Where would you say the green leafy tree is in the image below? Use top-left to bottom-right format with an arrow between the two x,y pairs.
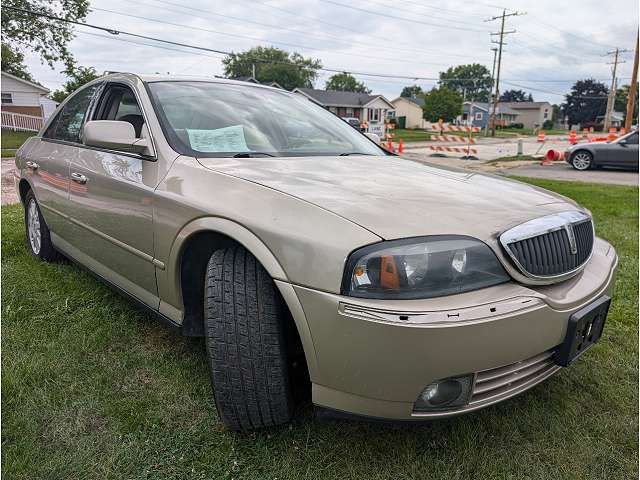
500,89 -> 534,102
561,79 -> 608,125
1,43 -> 34,81
439,64 -> 492,102
2,0 -> 90,71
422,86 -> 463,122
614,84 -> 639,123
52,66 -> 100,103
222,47 -> 321,91
325,72 -> 370,93
400,85 -> 423,98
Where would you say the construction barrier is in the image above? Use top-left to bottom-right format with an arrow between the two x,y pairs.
541,149 -> 565,166
432,135 -> 477,144
429,145 -> 478,155
398,138 -> 404,154
537,131 -> 546,142
569,130 -> 577,145
427,124 -> 481,133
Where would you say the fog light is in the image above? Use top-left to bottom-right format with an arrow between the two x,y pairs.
414,375 -> 473,412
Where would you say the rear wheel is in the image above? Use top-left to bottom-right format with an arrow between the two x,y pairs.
571,151 -> 593,170
24,190 -> 61,262
204,245 -> 293,430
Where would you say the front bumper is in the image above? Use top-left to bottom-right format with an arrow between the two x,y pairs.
293,237 -> 617,421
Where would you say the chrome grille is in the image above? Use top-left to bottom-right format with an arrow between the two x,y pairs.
500,211 -> 594,281
470,350 -> 559,406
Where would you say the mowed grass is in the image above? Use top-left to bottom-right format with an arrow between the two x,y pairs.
1,130 -> 34,157
2,178 -> 638,479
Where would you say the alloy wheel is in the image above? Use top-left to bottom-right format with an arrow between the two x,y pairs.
27,199 -> 42,254
572,152 -> 592,170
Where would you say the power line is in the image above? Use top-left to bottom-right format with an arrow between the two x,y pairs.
317,0 -> 489,33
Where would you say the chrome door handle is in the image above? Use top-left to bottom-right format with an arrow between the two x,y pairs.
25,161 -> 39,170
71,172 -> 88,184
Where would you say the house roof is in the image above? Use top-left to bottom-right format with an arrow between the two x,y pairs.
392,96 -> 425,107
229,76 -> 283,89
464,101 -> 519,116
294,88 -> 395,109
1,71 -> 50,93
501,101 -> 552,110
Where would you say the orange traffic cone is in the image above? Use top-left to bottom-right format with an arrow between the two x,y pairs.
398,138 -> 404,154
569,130 -> 577,145
537,131 -> 546,142
620,127 -> 626,135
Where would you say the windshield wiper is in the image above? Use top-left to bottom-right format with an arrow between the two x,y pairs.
338,152 -> 374,156
233,152 -> 276,158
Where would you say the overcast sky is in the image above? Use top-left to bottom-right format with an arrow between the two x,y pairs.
22,0 -> 639,104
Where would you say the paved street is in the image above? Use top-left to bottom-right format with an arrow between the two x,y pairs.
1,157 -> 19,205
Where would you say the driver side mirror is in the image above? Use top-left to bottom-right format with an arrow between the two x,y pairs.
83,120 -> 153,156
618,139 -> 628,146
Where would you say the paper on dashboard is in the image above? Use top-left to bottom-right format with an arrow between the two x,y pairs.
186,125 -> 249,152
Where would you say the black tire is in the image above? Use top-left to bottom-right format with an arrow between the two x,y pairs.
570,150 -> 593,171
204,245 -> 293,430
24,190 -> 61,262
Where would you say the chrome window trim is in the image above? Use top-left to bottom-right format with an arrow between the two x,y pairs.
499,210 -> 595,283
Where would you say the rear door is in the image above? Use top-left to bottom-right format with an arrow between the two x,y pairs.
620,132 -> 639,167
65,81 -> 160,308
27,83 -> 102,238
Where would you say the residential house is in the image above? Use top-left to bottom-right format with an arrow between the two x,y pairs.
460,102 -> 519,128
1,71 -> 53,118
500,101 -> 553,129
595,111 -> 624,128
293,88 -> 395,137
391,96 -> 427,129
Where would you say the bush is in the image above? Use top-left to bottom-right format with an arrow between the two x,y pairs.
507,123 -> 524,129
542,120 -> 554,130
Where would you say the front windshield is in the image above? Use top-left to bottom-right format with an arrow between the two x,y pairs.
147,81 -> 386,158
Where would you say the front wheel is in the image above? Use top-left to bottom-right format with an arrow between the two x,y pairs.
571,151 -> 593,171
204,246 -> 293,430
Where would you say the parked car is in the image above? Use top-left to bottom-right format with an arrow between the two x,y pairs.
342,116 -> 361,129
566,130 -> 639,170
16,74 -> 618,431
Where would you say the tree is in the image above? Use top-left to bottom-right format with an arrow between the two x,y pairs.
422,86 -> 463,122
561,79 -> 608,126
325,72 -> 370,93
500,89 -> 534,102
615,84 -> 639,123
51,66 -> 100,103
222,47 -> 321,91
2,0 -> 90,71
1,43 -> 34,81
400,85 -> 423,98
439,64 -> 492,102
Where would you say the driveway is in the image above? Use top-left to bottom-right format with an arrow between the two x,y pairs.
2,157 -> 19,205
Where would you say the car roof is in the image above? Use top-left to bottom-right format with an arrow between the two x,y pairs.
99,72 -> 290,93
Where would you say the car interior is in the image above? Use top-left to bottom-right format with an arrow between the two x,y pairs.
95,85 -> 146,139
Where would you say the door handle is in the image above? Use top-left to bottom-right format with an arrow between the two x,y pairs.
71,172 -> 88,184
25,161 -> 39,170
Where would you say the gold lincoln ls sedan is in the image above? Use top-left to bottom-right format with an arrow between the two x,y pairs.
15,73 -> 618,431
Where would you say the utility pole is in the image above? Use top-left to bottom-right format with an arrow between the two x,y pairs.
485,10 -> 525,136
603,47 -> 628,131
484,47 -> 498,136
625,33 -> 639,132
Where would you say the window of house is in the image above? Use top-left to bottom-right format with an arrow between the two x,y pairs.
329,107 -> 337,114
544,111 -> 548,119
369,108 -> 380,122
346,107 -> 354,116
1,93 -> 13,104
43,83 -> 100,143
475,112 -> 483,120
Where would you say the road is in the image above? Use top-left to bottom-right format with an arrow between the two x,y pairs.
497,162 -> 638,186
2,158 -> 19,205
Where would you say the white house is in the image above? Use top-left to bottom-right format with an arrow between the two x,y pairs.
1,71 -> 53,119
293,88 -> 395,137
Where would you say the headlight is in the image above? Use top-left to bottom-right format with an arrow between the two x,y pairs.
342,235 -> 510,299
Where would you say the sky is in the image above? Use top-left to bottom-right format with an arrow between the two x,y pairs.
21,0 -> 639,104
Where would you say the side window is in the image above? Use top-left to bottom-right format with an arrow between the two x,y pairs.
43,84 -> 100,143
626,133 -> 638,145
95,85 -> 145,139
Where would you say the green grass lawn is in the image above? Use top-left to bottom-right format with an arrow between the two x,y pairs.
391,128 -> 432,142
2,179 -> 638,479
1,130 -> 34,157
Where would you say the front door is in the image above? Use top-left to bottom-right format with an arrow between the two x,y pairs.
65,82 -> 159,308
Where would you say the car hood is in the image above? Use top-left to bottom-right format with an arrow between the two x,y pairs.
197,155 -> 581,241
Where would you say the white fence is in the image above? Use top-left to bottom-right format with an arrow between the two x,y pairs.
1,111 -> 44,132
